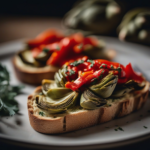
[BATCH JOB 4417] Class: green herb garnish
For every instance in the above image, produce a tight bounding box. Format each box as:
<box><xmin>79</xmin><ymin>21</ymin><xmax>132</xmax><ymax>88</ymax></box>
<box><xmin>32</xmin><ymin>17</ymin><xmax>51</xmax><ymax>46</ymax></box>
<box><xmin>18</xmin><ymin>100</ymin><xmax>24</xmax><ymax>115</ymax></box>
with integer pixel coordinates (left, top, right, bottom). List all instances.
<box><xmin>114</xmin><ymin>126</ymin><xmax>124</xmax><ymax>131</ymax></box>
<box><xmin>0</xmin><ymin>64</ymin><xmax>24</xmax><ymax>116</ymax></box>
<box><xmin>56</xmin><ymin>45</ymin><xmax>60</xmax><ymax>50</ymax></box>
<box><xmin>70</xmin><ymin>60</ymin><xmax>84</xmax><ymax>67</ymax></box>
<box><xmin>77</xmin><ymin>43</ymin><xmax>83</xmax><ymax>49</ymax></box>
<box><xmin>91</xmin><ymin>78</ymin><xmax>98</xmax><ymax>85</ymax></box>
<box><xmin>69</xmin><ymin>69</ymin><xmax>75</xmax><ymax>76</ymax></box>
<box><xmin>87</xmin><ymin>59</ymin><xmax>95</xmax><ymax>68</ymax></box>
<box><xmin>39</xmin><ymin>112</ymin><xmax>44</xmax><ymax>116</ymax></box>
<box><xmin>143</xmin><ymin>126</ymin><xmax>148</xmax><ymax>129</ymax></box>
<box><xmin>43</xmin><ymin>48</ymin><xmax>49</xmax><ymax>53</ymax></box>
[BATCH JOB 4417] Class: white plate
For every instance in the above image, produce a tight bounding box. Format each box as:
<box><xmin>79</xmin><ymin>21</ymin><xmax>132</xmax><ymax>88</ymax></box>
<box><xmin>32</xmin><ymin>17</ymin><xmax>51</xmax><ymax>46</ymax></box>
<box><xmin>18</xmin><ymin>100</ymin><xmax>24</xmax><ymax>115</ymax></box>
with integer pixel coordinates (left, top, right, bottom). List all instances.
<box><xmin>0</xmin><ymin>37</ymin><xmax>150</xmax><ymax>150</ymax></box>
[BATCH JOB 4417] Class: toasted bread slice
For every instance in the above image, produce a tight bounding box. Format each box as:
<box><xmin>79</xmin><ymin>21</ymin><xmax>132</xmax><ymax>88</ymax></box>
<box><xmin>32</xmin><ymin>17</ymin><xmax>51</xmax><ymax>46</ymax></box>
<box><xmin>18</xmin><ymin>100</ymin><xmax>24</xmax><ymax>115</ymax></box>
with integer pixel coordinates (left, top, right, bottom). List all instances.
<box><xmin>27</xmin><ymin>81</ymin><xmax>149</xmax><ymax>134</ymax></box>
<box><xmin>12</xmin><ymin>48</ymin><xmax>116</xmax><ymax>85</ymax></box>
<box><xmin>12</xmin><ymin>55</ymin><xmax>59</xmax><ymax>85</ymax></box>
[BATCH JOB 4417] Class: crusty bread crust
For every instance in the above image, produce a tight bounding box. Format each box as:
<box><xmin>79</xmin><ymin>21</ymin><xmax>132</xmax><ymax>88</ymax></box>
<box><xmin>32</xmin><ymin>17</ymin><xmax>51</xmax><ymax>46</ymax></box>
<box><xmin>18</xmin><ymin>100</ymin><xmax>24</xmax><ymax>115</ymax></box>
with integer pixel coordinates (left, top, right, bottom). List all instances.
<box><xmin>12</xmin><ymin>56</ymin><xmax>59</xmax><ymax>85</ymax></box>
<box><xmin>27</xmin><ymin>81</ymin><xmax>149</xmax><ymax>134</ymax></box>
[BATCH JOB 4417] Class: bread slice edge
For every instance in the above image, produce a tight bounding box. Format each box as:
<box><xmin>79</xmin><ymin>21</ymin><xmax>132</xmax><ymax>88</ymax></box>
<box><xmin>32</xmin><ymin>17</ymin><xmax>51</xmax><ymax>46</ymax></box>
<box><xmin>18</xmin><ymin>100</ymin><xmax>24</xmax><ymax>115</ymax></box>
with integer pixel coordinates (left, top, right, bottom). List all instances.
<box><xmin>27</xmin><ymin>82</ymin><xmax>149</xmax><ymax>134</ymax></box>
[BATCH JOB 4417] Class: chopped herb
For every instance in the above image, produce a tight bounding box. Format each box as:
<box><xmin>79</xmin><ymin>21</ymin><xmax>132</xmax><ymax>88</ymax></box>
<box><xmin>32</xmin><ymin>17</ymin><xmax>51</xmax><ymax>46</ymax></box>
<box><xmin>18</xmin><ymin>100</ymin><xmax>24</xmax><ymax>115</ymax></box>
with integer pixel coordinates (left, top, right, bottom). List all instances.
<box><xmin>110</xmin><ymin>65</ymin><xmax>114</xmax><ymax>69</ymax></box>
<box><xmin>117</xmin><ymin>67</ymin><xmax>121</xmax><ymax>73</ymax></box>
<box><xmin>126</xmin><ymin>122</ymin><xmax>129</xmax><ymax>123</ymax></box>
<box><xmin>70</xmin><ymin>60</ymin><xmax>84</xmax><ymax>67</ymax></box>
<box><xmin>77</xmin><ymin>43</ymin><xmax>83</xmax><ymax>49</ymax></box>
<box><xmin>39</xmin><ymin>112</ymin><xmax>44</xmax><ymax>116</ymax></box>
<box><xmin>147</xmin><ymin>110</ymin><xmax>150</xmax><ymax>113</ymax></box>
<box><xmin>118</xmin><ymin>127</ymin><xmax>124</xmax><ymax>131</ymax></box>
<box><xmin>114</xmin><ymin>126</ymin><xmax>124</xmax><ymax>131</ymax></box>
<box><xmin>100</xmin><ymin>63</ymin><xmax>107</xmax><ymax>69</ymax></box>
<box><xmin>87</xmin><ymin>59</ymin><xmax>95</xmax><ymax>68</ymax></box>
<box><xmin>139</xmin><ymin>119</ymin><xmax>141</xmax><ymax>121</ymax></box>
<box><xmin>140</xmin><ymin>115</ymin><xmax>143</xmax><ymax>117</ymax></box>
<box><xmin>56</xmin><ymin>45</ymin><xmax>60</xmax><ymax>50</ymax></box>
<box><xmin>143</xmin><ymin>126</ymin><xmax>148</xmax><ymax>129</ymax></box>
<box><xmin>69</xmin><ymin>69</ymin><xmax>75</xmax><ymax>76</ymax></box>
<box><xmin>91</xmin><ymin>78</ymin><xmax>98</xmax><ymax>85</ymax></box>
<box><xmin>43</xmin><ymin>48</ymin><xmax>49</xmax><ymax>53</ymax></box>
<box><xmin>0</xmin><ymin>64</ymin><xmax>24</xmax><ymax>117</ymax></box>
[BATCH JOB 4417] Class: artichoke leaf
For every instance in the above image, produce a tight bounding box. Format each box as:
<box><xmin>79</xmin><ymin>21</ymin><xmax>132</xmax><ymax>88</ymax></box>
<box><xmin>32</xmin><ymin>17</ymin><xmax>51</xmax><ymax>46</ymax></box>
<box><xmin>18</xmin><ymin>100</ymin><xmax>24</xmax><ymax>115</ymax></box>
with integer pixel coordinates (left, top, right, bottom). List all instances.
<box><xmin>42</xmin><ymin>79</ymin><xmax>57</xmax><ymax>95</ymax></box>
<box><xmin>54</xmin><ymin>70</ymin><xmax>65</xmax><ymax>87</ymax></box>
<box><xmin>80</xmin><ymin>89</ymin><xmax>106</xmax><ymax>110</ymax></box>
<box><xmin>89</xmin><ymin>73</ymin><xmax>118</xmax><ymax>98</ymax></box>
<box><xmin>46</xmin><ymin>88</ymin><xmax>72</xmax><ymax>99</ymax></box>
<box><xmin>34</xmin><ymin>51</ymin><xmax>51</xmax><ymax>62</ymax></box>
<box><xmin>36</xmin><ymin>91</ymin><xmax>79</xmax><ymax>113</ymax></box>
<box><xmin>111</xmin><ymin>80</ymin><xmax>145</xmax><ymax>98</ymax></box>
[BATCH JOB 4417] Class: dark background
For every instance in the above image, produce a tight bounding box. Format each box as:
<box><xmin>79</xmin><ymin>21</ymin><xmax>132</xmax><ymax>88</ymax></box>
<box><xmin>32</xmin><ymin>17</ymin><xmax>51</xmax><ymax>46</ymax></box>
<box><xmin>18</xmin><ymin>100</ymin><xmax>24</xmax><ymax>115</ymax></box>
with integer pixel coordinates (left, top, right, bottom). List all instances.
<box><xmin>0</xmin><ymin>0</ymin><xmax>150</xmax><ymax>17</ymax></box>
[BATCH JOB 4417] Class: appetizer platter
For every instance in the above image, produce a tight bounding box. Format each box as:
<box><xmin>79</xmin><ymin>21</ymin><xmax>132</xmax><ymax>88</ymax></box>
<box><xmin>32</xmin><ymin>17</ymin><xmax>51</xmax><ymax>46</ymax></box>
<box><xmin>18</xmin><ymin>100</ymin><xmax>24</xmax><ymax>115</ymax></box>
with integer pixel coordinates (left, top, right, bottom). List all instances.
<box><xmin>0</xmin><ymin>36</ymin><xmax>150</xmax><ymax>149</ymax></box>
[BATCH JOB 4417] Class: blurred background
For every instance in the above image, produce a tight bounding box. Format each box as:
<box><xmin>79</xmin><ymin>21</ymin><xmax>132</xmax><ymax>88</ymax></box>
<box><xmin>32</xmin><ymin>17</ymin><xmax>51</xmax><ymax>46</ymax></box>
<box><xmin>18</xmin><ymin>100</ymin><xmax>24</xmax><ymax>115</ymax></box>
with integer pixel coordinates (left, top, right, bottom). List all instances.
<box><xmin>0</xmin><ymin>0</ymin><xmax>150</xmax><ymax>45</ymax></box>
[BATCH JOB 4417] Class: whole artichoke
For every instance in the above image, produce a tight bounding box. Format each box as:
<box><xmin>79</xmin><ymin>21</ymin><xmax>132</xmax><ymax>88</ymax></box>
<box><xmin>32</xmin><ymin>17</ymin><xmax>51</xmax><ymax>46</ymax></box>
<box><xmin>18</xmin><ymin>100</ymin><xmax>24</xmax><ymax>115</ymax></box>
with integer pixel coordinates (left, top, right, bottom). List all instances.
<box><xmin>118</xmin><ymin>8</ymin><xmax>150</xmax><ymax>45</ymax></box>
<box><xmin>63</xmin><ymin>0</ymin><xmax>126</xmax><ymax>35</ymax></box>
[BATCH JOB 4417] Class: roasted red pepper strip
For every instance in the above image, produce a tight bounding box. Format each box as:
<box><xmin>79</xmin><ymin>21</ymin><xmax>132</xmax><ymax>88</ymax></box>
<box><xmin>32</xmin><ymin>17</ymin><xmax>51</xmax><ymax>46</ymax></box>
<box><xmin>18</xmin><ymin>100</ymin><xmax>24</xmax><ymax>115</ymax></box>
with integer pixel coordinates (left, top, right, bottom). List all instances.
<box><xmin>47</xmin><ymin>33</ymin><xmax>84</xmax><ymax>67</ymax></box>
<box><xmin>125</xmin><ymin>63</ymin><xmax>144</xmax><ymax>83</ymax></box>
<box><xmin>65</xmin><ymin>69</ymin><xmax>107</xmax><ymax>91</ymax></box>
<box><xmin>65</xmin><ymin>59</ymin><xmax>145</xmax><ymax>91</ymax></box>
<box><xmin>27</xmin><ymin>29</ymin><xmax>64</xmax><ymax>48</ymax></box>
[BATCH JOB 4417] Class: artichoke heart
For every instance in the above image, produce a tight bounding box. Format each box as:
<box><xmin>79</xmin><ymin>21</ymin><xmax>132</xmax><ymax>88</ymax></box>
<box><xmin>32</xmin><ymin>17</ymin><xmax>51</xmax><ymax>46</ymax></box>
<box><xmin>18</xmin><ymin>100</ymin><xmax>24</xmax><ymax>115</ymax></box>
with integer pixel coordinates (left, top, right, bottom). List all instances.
<box><xmin>36</xmin><ymin>91</ymin><xmax>79</xmax><ymax>113</ymax></box>
<box><xmin>80</xmin><ymin>89</ymin><xmax>107</xmax><ymax>110</ymax></box>
<box><xmin>46</xmin><ymin>88</ymin><xmax>72</xmax><ymax>99</ymax></box>
<box><xmin>89</xmin><ymin>73</ymin><xmax>118</xmax><ymax>98</ymax></box>
<box><xmin>42</xmin><ymin>79</ymin><xmax>57</xmax><ymax>95</ymax></box>
<box><xmin>111</xmin><ymin>80</ymin><xmax>145</xmax><ymax>98</ymax></box>
<box><xmin>54</xmin><ymin>69</ymin><xmax>66</xmax><ymax>87</ymax></box>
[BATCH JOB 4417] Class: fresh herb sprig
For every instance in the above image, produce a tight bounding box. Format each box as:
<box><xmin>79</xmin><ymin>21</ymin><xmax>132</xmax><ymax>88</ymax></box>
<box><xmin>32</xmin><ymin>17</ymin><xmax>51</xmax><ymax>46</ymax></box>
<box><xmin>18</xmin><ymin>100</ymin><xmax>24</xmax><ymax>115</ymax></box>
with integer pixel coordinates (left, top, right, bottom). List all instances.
<box><xmin>0</xmin><ymin>64</ymin><xmax>24</xmax><ymax>116</ymax></box>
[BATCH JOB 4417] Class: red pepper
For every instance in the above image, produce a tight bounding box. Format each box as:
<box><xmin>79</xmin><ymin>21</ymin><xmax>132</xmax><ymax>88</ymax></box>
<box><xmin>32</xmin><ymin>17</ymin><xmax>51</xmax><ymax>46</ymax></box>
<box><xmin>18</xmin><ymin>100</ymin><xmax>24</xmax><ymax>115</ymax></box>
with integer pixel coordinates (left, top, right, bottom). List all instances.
<box><xmin>27</xmin><ymin>29</ymin><xmax>64</xmax><ymax>48</ymax></box>
<box><xmin>83</xmin><ymin>37</ymin><xmax>98</xmax><ymax>46</ymax></box>
<box><xmin>65</xmin><ymin>69</ymin><xmax>107</xmax><ymax>91</ymax></box>
<box><xmin>125</xmin><ymin>63</ymin><xmax>144</xmax><ymax>83</ymax></box>
<box><xmin>47</xmin><ymin>33</ymin><xmax>84</xmax><ymax>67</ymax></box>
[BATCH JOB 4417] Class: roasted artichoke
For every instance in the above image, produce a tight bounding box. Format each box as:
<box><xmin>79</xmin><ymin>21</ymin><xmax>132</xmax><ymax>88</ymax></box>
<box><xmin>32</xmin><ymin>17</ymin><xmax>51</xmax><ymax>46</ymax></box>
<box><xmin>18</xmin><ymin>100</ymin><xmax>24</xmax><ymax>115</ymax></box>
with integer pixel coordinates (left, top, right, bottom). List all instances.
<box><xmin>118</xmin><ymin>8</ymin><xmax>150</xmax><ymax>45</ymax></box>
<box><xmin>63</xmin><ymin>0</ymin><xmax>126</xmax><ymax>35</ymax></box>
<box><xmin>89</xmin><ymin>73</ymin><xmax>118</xmax><ymax>98</ymax></box>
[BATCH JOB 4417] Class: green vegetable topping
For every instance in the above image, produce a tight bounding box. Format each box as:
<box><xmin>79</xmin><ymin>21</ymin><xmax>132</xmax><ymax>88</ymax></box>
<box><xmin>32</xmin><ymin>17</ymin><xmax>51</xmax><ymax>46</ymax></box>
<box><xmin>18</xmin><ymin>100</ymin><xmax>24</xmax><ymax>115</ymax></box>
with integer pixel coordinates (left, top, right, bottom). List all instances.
<box><xmin>114</xmin><ymin>126</ymin><xmax>124</xmax><ymax>131</ymax></box>
<box><xmin>43</xmin><ymin>48</ymin><xmax>49</xmax><ymax>53</ymax></box>
<box><xmin>70</xmin><ymin>60</ymin><xmax>84</xmax><ymax>67</ymax></box>
<box><xmin>87</xmin><ymin>59</ymin><xmax>95</xmax><ymax>68</ymax></box>
<box><xmin>143</xmin><ymin>126</ymin><xmax>148</xmax><ymax>129</ymax></box>
<box><xmin>56</xmin><ymin>45</ymin><xmax>60</xmax><ymax>50</ymax></box>
<box><xmin>69</xmin><ymin>69</ymin><xmax>75</xmax><ymax>76</ymax></box>
<box><xmin>77</xmin><ymin>43</ymin><xmax>83</xmax><ymax>49</ymax></box>
<box><xmin>39</xmin><ymin>111</ymin><xmax>44</xmax><ymax>116</ymax></box>
<box><xmin>0</xmin><ymin>64</ymin><xmax>24</xmax><ymax>116</ymax></box>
